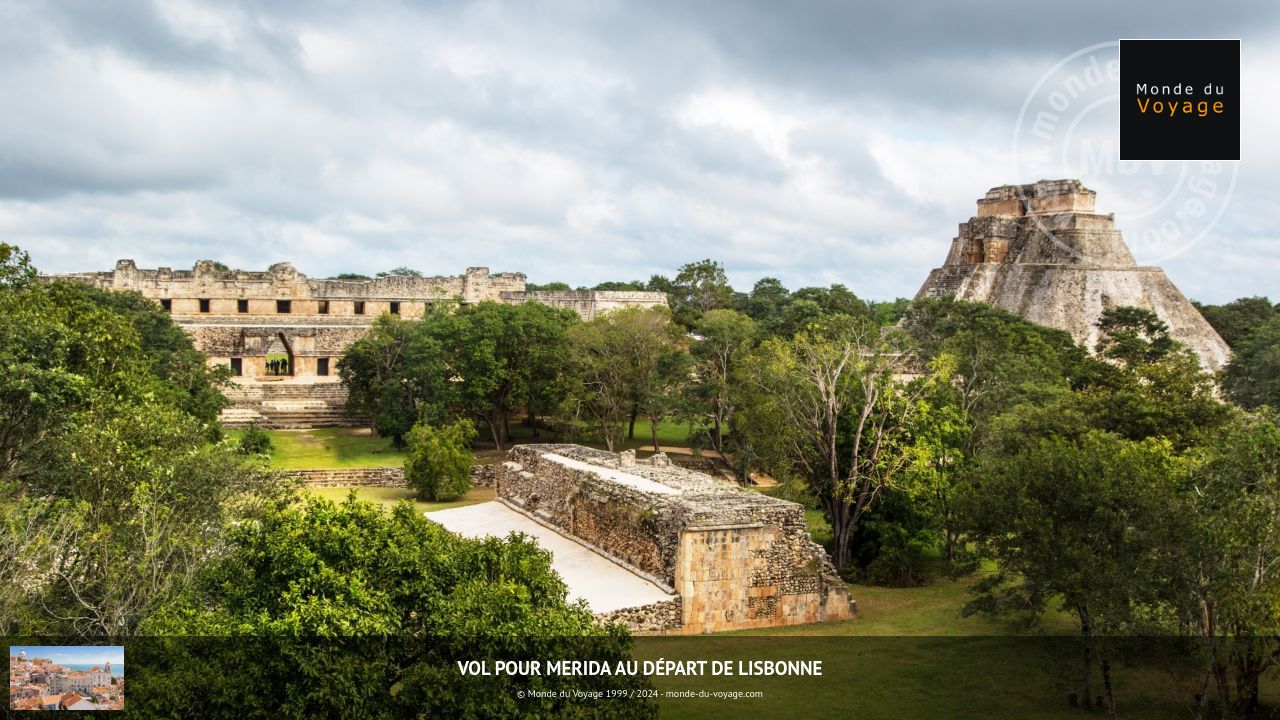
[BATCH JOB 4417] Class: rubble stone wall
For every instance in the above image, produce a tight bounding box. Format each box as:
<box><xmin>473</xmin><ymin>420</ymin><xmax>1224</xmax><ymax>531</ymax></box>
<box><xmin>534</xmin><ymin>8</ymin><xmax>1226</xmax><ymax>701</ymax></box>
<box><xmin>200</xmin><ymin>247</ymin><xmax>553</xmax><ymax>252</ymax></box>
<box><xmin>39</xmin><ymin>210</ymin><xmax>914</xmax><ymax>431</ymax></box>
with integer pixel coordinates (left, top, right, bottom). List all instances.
<box><xmin>497</xmin><ymin>444</ymin><xmax>854</xmax><ymax>634</ymax></box>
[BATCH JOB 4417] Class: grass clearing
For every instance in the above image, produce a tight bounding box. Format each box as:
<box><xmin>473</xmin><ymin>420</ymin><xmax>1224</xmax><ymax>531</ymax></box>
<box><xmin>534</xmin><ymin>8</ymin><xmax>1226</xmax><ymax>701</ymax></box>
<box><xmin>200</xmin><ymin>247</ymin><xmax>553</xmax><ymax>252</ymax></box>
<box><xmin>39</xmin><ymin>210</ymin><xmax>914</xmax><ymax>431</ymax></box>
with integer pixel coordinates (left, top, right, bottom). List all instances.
<box><xmin>231</xmin><ymin>427</ymin><xmax>406</xmax><ymax>470</ymax></box>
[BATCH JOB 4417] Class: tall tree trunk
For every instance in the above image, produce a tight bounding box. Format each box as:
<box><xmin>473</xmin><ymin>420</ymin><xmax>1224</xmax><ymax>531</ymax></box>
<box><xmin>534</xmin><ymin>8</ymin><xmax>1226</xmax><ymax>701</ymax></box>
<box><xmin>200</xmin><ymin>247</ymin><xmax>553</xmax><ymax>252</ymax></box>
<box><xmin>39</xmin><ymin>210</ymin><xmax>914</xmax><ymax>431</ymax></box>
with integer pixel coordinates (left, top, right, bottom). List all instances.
<box><xmin>502</xmin><ymin>411</ymin><xmax>511</xmax><ymax>445</ymax></box>
<box><xmin>650</xmin><ymin>417</ymin><xmax>660</xmax><ymax>454</ymax></box>
<box><xmin>486</xmin><ymin>418</ymin><xmax>503</xmax><ymax>451</ymax></box>
<box><xmin>1101</xmin><ymin>654</ymin><xmax>1116</xmax><ymax>720</ymax></box>
<box><xmin>527</xmin><ymin>403</ymin><xmax>539</xmax><ymax>438</ymax></box>
<box><xmin>1079</xmin><ymin>606</ymin><xmax>1095</xmax><ymax>711</ymax></box>
<box><xmin>826</xmin><ymin>496</ymin><xmax>853</xmax><ymax>571</ymax></box>
<box><xmin>1231</xmin><ymin>633</ymin><xmax>1266</xmax><ymax>717</ymax></box>
<box><xmin>600</xmin><ymin>419</ymin><xmax>615</xmax><ymax>453</ymax></box>
<box><xmin>628</xmin><ymin>405</ymin><xmax>638</xmax><ymax>440</ymax></box>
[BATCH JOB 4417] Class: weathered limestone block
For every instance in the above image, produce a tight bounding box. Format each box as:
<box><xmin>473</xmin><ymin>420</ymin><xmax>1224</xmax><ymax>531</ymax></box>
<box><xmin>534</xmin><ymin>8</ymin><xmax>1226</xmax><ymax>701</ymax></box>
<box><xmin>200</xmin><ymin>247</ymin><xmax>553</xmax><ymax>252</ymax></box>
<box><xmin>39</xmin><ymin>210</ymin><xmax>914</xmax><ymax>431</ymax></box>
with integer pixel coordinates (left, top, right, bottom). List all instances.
<box><xmin>497</xmin><ymin>444</ymin><xmax>854</xmax><ymax>634</ymax></box>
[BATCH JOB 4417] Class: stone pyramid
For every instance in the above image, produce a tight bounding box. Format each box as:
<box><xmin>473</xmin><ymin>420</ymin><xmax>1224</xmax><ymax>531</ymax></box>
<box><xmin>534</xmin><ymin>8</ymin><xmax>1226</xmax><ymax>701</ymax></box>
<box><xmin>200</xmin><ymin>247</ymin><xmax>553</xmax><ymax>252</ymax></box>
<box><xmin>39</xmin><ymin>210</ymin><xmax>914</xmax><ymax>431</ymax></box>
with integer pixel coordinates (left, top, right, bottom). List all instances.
<box><xmin>914</xmin><ymin>179</ymin><xmax>1229</xmax><ymax>371</ymax></box>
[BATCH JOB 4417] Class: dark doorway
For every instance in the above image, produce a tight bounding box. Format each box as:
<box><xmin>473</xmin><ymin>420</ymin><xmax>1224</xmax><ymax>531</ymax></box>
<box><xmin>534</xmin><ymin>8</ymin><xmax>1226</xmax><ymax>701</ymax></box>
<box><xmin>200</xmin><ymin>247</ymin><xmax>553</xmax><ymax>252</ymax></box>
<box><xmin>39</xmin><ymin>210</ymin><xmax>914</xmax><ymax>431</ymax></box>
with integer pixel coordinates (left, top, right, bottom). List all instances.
<box><xmin>265</xmin><ymin>334</ymin><xmax>293</xmax><ymax>376</ymax></box>
<box><xmin>317</xmin><ymin>358</ymin><xmax>330</xmax><ymax>376</ymax></box>
<box><xmin>230</xmin><ymin>358</ymin><xmax>243</xmax><ymax>376</ymax></box>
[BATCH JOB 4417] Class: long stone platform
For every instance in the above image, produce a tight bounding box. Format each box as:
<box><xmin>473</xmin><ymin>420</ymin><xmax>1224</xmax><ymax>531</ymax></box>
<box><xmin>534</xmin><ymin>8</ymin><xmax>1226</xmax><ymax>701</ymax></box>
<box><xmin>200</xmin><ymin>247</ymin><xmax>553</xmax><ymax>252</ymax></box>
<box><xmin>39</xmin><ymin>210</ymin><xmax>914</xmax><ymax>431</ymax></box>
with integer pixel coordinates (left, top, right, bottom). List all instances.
<box><xmin>426</xmin><ymin>501</ymin><xmax>675</xmax><ymax>614</ymax></box>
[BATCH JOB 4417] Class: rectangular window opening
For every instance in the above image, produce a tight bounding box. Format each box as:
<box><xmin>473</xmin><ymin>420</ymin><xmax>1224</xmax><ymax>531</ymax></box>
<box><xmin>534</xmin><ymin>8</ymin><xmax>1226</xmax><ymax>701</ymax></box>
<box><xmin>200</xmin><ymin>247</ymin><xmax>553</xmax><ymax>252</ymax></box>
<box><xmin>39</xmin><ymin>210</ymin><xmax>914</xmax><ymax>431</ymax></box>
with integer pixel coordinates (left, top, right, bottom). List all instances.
<box><xmin>237</xmin><ymin>299</ymin><xmax>249</xmax><ymax>313</ymax></box>
<box><xmin>354</xmin><ymin>301</ymin><xmax>365</xmax><ymax>315</ymax></box>
<box><xmin>277</xmin><ymin>300</ymin><xmax>292</xmax><ymax>314</ymax></box>
<box><xmin>230</xmin><ymin>358</ymin><xmax>243</xmax><ymax>376</ymax></box>
<box><xmin>317</xmin><ymin>358</ymin><xmax>330</xmax><ymax>376</ymax></box>
<box><xmin>199</xmin><ymin>298</ymin><xmax>210</xmax><ymax>313</ymax></box>
<box><xmin>318</xmin><ymin>300</ymin><xmax>330</xmax><ymax>315</ymax></box>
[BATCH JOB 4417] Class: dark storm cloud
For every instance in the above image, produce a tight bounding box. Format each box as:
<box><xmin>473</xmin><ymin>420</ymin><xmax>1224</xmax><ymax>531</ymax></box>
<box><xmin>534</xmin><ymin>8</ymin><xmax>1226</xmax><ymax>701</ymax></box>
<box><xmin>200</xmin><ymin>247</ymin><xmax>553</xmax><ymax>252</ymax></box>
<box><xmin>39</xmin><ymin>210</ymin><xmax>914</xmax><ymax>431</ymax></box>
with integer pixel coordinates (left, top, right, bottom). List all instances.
<box><xmin>2</xmin><ymin>0</ymin><xmax>1277</xmax><ymax>302</ymax></box>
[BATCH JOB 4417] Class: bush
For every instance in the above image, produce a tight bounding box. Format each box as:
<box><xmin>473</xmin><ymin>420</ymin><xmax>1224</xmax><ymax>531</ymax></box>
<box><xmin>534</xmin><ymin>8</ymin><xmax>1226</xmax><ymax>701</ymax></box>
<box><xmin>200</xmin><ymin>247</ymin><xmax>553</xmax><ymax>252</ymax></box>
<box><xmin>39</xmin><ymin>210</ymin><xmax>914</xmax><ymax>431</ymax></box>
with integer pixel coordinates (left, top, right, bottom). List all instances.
<box><xmin>405</xmin><ymin>419</ymin><xmax>477</xmax><ymax>501</ymax></box>
<box><xmin>238</xmin><ymin>423</ymin><xmax>273</xmax><ymax>456</ymax></box>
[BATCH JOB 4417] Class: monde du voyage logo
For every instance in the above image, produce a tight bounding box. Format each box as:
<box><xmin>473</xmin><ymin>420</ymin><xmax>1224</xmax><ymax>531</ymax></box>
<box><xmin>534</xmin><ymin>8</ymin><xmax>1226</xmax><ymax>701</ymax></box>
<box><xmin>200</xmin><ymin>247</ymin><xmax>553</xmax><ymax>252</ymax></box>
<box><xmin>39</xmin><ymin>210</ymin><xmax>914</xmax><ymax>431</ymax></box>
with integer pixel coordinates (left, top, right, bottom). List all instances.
<box><xmin>1121</xmin><ymin>39</ymin><xmax>1240</xmax><ymax>160</ymax></box>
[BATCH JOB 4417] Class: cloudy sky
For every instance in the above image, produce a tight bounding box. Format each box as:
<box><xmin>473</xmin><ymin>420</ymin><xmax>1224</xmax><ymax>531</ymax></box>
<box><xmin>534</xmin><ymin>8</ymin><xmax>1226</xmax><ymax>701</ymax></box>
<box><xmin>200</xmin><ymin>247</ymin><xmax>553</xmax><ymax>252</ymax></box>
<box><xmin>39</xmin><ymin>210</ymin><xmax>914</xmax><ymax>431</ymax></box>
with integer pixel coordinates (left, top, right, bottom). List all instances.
<box><xmin>2</xmin><ymin>0</ymin><xmax>1276</xmax><ymax>302</ymax></box>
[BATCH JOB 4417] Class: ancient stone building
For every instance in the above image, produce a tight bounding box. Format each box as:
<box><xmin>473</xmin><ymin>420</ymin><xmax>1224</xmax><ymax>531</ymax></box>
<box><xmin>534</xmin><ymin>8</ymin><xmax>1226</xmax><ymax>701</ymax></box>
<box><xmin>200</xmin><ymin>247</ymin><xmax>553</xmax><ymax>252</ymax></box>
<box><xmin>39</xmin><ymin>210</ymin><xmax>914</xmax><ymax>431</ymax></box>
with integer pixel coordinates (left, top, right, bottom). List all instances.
<box><xmin>914</xmin><ymin>180</ymin><xmax>1230</xmax><ymax>371</ymax></box>
<box><xmin>50</xmin><ymin>260</ymin><xmax>667</xmax><ymax>427</ymax></box>
<box><xmin>428</xmin><ymin>444</ymin><xmax>855</xmax><ymax>634</ymax></box>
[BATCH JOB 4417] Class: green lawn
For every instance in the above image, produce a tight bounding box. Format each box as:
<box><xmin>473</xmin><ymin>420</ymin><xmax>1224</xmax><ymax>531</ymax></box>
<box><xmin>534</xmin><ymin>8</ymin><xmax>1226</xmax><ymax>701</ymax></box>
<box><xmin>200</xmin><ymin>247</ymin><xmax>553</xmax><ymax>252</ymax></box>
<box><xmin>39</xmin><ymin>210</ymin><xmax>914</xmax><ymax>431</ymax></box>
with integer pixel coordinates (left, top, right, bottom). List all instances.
<box><xmin>243</xmin><ymin>420</ymin><xmax>698</xmax><ymax>471</ymax></box>
<box><xmin>641</xmin><ymin>574</ymin><xmax>1262</xmax><ymax>719</ymax></box>
<box><xmin>306</xmin><ymin>485</ymin><xmax>495</xmax><ymax>514</ymax></box>
<box><xmin>232</xmin><ymin>427</ymin><xmax>407</xmax><ymax>470</ymax></box>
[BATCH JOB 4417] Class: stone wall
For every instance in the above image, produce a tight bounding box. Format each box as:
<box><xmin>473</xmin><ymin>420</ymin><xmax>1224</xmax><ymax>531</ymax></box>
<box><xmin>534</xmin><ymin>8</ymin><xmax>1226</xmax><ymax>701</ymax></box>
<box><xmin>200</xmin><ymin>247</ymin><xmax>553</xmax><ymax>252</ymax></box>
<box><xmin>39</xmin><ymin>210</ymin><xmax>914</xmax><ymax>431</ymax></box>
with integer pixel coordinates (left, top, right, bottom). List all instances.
<box><xmin>597</xmin><ymin>598</ymin><xmax>683</xmax><ymax>633</ymax></box>
<box><xmin>286</xmin><ymin>463</ymin><xmax>497</xmax><ymax>489</ymax></box>
<box><xmin>47</xmin><ymin>260</ymin><xmax>669</xmax><ymax>389</ymax></box>
<box><xmin>499</xmin><ymin>290</ymin><xmax>668</xmax><ymax>320</ymax></box>
<box><xmin>496</xmin><ymin>444</ymin><xmax>854</xmax><ymax>634</ymax></box>
<box><xmin>288</xmin><ymin>468</ymin><xmax>406</xmax><ymax>487</ymax></box>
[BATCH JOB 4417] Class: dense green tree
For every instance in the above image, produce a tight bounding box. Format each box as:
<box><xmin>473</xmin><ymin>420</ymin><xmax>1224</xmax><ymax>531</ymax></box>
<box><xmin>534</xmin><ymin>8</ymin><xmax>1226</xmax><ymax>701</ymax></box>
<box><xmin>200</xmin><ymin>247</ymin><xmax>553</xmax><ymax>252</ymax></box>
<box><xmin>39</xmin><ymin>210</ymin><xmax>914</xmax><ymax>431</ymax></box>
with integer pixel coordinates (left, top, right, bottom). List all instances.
<box><xmin>563</xmin><ymin>307</ymin><xmax>683</xmax><ymax>452</ymax></box>
<box><xmin>790</xmin><ymin>284</ymin><xmax>870</xmax><ymax>320</ymax></box>
<box><xmin>330</xmin><ymin>272</ymin><xmax>373</xmax><ymax>280</ymax></box>
<box><xmin>1095</xmin><ymin>306</ymin><xmax>1176</xmax><ymax>368</ymax></box>
<box><xmin>525</xmin><ymin>280</ymin><xmax>572</xmax><ymax>291</ymax></box>
<box><xmin>404</xmin><ymin>419</ymin><xmax>477</xmax><ymax>501</ymax></box>
<box><xmin>50</xmin><ymin>281</ymin><xmax>232</xmax><ymax>425</ymax></box>
<box><xmin>434</xmin><ymin>302</ymin><xmax>577</xmax><ymax>448</ymax></box>
<box><xmin>687</xmin><ymin>309</ymin><xmax>757</xmax><ymax>459</ymax></box>
<box><xmin>868</xmin><ymin>297</ymin><xmax>912</xmax><ymax>326</ymax></box>
<box><xmin>0</xmin><ymin>244</ymin><xmax>284</xmax><ymax>637</ymax></box>
<box><xmin>1082</xmin><ymin>308</ymin><xmax>1228</xmax><ymax>450</ymax></box>
<box><xmin>736</xmin><ymin>315</ymin><xmax>934</xmax><ymax>570</ymax></box>
<box><xmin>592</xmin><ymin>280</ymin><xmax>648</xmax><ymax>291</ymax></box>
<box><xmin>742</xmin><ymin>277</ymin><xmax>791</xmax><ymax>336</ymax></box>
<box><xmin>1221</xmin><ymin>314</ymin><xmax>1280</xmax><ymax>410</ymax></box>
<box><xmin>665</xmin><ymin>259</ymin><xmax>734</xmax><ymax>327</ymax></box>
<box><xmin>1161</xmin><ymin>410</ymin><xmax>1280</xmax><ymax>716</ymax></box>
<box><xmin>139</xmin><ymin>494</ymin><xmax>654</xmax><ymax>719</ymax></box>
<box><xmin>961</xmin><ymin>430</ymin><xmax>1183</xmax><ymax>714</ymax></box>
<box><xmin>339</xmin><ymin>315</ymin><xmax>422</xmax><ymax>443</ymax></box>
<box><xmin>376</xmin><ymin>266</ymin><xmax>423</xmax><ymax>278</ymax></box>
<box><xmin>375</xmin><ymin>384</ymin><xmax>419</xmax><ymax>448</ymax></box>
<box><xmin>1196</xmin><ymin>296</ymin><xmax>1278</xmax><ymax>348</ymax></box>
<box><xmin>901</xmin><ymin>299</ymin><xmax>1084</xmax><ymax>566</ymax></box>
<box><xmin>340</xmin><ymin>302</ymin><xmax>576</xmax><ymax>449</ymax></box>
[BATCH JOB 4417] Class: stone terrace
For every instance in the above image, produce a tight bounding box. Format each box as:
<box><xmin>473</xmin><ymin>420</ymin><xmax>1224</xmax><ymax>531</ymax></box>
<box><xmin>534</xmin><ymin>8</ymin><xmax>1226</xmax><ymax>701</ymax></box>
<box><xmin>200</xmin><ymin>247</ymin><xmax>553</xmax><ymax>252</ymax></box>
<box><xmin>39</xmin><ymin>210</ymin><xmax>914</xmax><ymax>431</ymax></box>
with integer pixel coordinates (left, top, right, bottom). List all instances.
<box><xmin>483</xmin><ymin>444</ymin><xmax>855</xmax><ymax>633</ymax></box>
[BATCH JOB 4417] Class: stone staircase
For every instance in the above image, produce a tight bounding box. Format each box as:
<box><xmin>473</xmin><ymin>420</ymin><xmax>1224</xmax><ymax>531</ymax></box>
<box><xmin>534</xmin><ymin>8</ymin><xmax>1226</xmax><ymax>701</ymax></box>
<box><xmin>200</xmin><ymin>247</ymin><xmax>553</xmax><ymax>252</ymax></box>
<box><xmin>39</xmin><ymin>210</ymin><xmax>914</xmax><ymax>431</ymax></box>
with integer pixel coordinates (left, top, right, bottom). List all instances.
<box><xmin>219</xmin><ymin>381</ymin><xmax>368</xmax><ymax>429</ymax></box>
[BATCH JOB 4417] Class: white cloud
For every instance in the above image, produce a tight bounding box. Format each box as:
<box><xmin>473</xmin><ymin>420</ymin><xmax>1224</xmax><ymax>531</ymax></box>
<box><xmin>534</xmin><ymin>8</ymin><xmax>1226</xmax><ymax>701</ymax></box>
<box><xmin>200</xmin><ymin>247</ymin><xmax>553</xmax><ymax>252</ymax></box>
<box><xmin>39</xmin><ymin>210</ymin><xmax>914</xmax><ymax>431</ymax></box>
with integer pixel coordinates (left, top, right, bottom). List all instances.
<box><xmin>1</xmin><ymin>1</ymin><xmax>1276</xmax><ymax>303</ymax></box>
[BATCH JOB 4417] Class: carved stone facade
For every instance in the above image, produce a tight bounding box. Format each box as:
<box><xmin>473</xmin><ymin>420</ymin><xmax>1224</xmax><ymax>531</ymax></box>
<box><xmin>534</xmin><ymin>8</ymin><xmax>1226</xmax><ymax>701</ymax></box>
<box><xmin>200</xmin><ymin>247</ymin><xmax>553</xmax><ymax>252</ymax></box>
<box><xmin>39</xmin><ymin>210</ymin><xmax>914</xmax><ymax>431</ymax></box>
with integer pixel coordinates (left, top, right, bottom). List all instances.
<box><xmin>49</xmin><ymin>260</ymin><xmax>667</xmax><ymax>397</ymax></box>
<box><xmin>915</xmin><ymin>180</ymin><xmax>1230</xmax><ymax>371</ymax></box>
<box><xmin>495</xmin><ymin>444</ymin><xmax>855</xmax><ymax>634</ymax></box>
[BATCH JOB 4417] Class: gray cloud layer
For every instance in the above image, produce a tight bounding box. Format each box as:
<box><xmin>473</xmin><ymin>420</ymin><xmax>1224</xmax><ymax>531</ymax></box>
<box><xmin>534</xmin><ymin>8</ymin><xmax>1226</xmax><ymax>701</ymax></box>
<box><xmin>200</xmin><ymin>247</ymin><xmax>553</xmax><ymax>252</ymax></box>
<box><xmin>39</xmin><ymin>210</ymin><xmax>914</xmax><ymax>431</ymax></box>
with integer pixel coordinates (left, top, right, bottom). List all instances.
<box><xmin>3</xmin><ymin>0</ymin><xmax>1277</xmax><ymax>301</ymax></box>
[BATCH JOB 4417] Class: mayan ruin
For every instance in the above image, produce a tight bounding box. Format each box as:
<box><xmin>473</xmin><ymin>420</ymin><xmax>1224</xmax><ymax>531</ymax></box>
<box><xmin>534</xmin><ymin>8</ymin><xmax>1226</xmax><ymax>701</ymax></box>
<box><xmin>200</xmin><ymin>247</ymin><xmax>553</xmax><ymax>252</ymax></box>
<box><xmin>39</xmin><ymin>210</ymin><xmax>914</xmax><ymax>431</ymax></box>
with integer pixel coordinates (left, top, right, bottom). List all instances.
<box><xmin>47</xmin><ymin>260</ymin><xmax>667</xmax><ymax>428</ymax></box>
<box><xmin>914</xmin><ymin>179</ymin><xmax>1231</xmax><ymax>371</ymax></box>
<box><xmin>427</xmin><ymin>444</ymin><xmax>855</xmax><ymax>634</ymax></box>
